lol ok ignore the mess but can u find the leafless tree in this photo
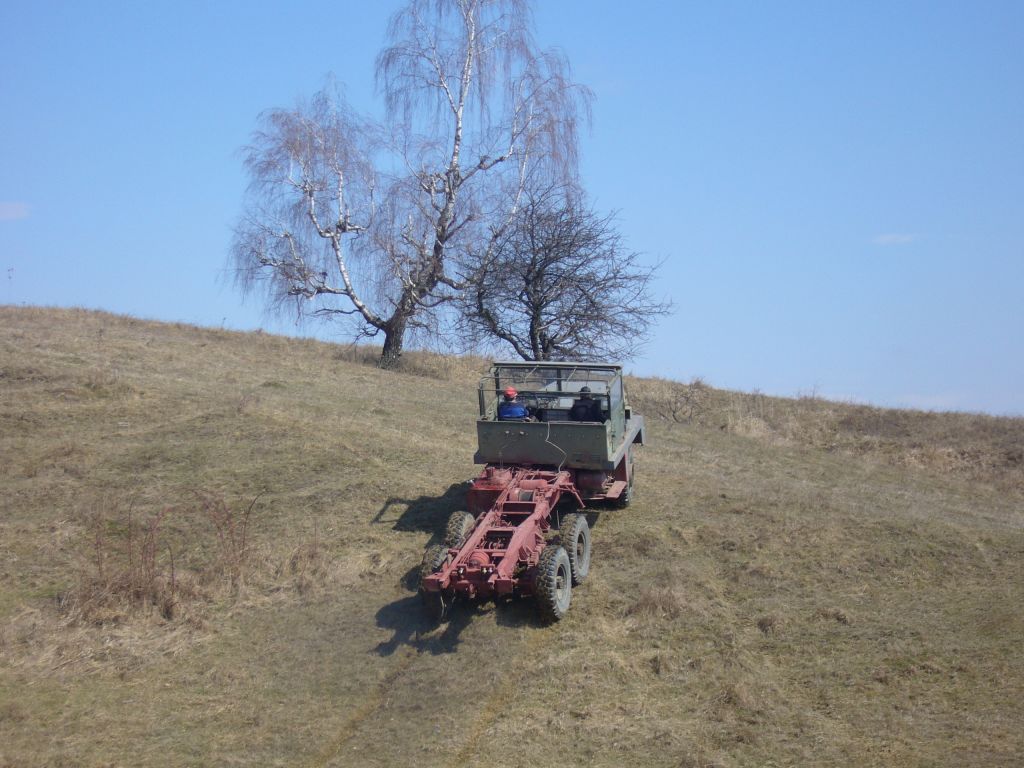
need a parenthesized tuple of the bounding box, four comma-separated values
(461, 182, 672, 361)
(232, 0, 590, 368)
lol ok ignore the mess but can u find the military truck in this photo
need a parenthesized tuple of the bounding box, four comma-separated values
(419, 361, 645, 621)
(474, 361, 645, 506)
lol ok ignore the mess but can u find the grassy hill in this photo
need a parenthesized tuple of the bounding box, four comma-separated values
(1, 305, 1022, 767)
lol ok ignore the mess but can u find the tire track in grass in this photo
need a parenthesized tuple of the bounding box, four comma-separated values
(309, 598, 545, 767)
(451, 621, 548, 768)
(307, 594, 504, 767)
(306, 645, 420, 768)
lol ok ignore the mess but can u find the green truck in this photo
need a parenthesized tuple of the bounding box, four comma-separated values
(473, 361, 645, 506)
(419, 360, 647, 621)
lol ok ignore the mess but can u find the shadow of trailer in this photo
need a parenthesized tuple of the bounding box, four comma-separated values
(472, 361, 646, 506)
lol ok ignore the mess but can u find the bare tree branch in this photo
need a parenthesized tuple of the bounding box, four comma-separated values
(460, 181, 672, 362)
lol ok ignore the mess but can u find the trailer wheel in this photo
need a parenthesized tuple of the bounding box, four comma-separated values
(444, 511, 475, 547)
(536, 545, 572, 622)
(559, 513, 591, 585)
(419, 544, 449, 620)
(420, 544, 448, 582)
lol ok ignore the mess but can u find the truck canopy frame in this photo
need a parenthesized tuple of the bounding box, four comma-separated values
(475, 361, 645, 472)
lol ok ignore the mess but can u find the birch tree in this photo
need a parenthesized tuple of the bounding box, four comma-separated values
(232, 0, 589, 368)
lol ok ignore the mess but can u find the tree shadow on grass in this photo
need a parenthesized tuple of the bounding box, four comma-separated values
(372, 481, 471, 537)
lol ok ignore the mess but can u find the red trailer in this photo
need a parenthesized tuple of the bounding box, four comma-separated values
(419, 362, 645, 622)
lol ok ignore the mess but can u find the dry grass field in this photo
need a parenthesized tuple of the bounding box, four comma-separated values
(1, 305, 1022, 767)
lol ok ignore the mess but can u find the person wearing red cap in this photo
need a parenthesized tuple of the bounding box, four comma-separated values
(497, 386, 530, 420)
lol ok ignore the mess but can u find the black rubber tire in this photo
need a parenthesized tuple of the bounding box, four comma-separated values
(535, 545, 572, 622)
(559, 513, 591, 585)
(444, 510, 475, 548)
(420, 544, 448, 583)
(419, 544, 449, 620)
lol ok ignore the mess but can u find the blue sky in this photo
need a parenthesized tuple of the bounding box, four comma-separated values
(2, 1, 1021, 414)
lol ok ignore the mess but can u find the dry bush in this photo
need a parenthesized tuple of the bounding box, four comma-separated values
(628, 376, 710, 424)
(64, 501, 185, 625)
(62, 491, 261, 625)
(193, 490, 258, 592)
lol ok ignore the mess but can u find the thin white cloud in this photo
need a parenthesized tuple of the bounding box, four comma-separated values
(872, 233, 917, 246)
(0, 202, 30, 221)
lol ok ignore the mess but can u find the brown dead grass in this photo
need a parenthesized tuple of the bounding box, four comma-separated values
(58, 489, 263, 628)
(1, 305, 1022, 767)
(629, 375, 1024, 490)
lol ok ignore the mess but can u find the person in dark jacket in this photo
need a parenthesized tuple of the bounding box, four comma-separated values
(497, 386, 530, 420)
(569, 386, 604, 422)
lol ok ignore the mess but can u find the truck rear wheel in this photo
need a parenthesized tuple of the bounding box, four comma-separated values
(559, 513, 591, 585)
(536, 545, 572, 622)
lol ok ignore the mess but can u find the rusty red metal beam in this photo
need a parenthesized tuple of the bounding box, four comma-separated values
(422, 467, 582, 599)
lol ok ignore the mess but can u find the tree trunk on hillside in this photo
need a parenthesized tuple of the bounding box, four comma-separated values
(379, 314, 407, 369)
